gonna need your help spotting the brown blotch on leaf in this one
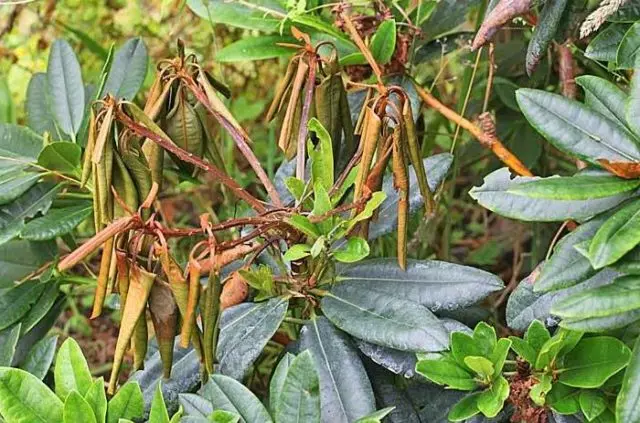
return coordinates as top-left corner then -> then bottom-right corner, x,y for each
598,159 -> 640,179
220,271 -> 249,309
473,0 -> 533,50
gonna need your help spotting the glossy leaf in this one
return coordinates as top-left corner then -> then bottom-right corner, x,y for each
19,335 -> 57,380
508,175 -> 640,200
0,367 -> 63,423
332,237 -> 369,263
559,336 -> 631,388
588,198 -> 640,269
0,324 -> 21,367
470,168 -> 632,222
547,383 -> 580,415
0,279 -> 47,331
64,391 -> 97,423
101,38 -> 148,100
299,316 -> 375,423
337,258 -> 503,312
217,297 -> 288,380
415,356 -> 477,391
617,336 -> 640,422
198,375 -> 272,423
216,36 -> 295,62
54,338 -> 93,399
106,382 -> 144,423
576,75 -> 629,128
19,280 -> 60,335
47,40 -> 84,139
275,350 -> 320,423
585,24 -> 630,61
370,20 -> 396,64
617,21 -> 640,68
516,89 -> 640,164
21,203 -> 92,241
322,282 -> 448,352
579,390 -> 607,421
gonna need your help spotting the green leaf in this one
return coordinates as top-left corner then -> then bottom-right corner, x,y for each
198,375 -> 272,423
19,280 -> 60,335
470,168 -> 632,222
370,19 -> 396,65
477,376 -> 509,418
491,338 -> 512,375
284,177 -> 305,201
337,258 -> 504,311
507,175 -> 640,200
525,0 -> 569,75
19,335 -> 58,380
509,337 -> 537,365
64,391 -> 97,423
217,297 -> 288,380
0,279 -> 46,331
187,0 -> 284,32
332,237 -> 369,263
579,390 -> 607,421
588,198 -> 640,269
451,332 -> 483,369
576,75 -> 629,128
106,382 -> 144,423
299,316 -> 375,422
286,215 -> 320,239
38,142 -> 81,176
308,118 -> 334,191
209,410 -> 241,423
54,338 -> 93,399
353,407 -> 395,423
275,350 -> 320,423
516,88 -> 640,164
525,320 -> 551,356
149,384 -> 170,423
552,275 -> 640,321
535,218 -> 604,292
617,336 -> 640,422
322,282 -> 448,352
0,324 -> 20,366
47,40 -> 84,140
269,353 -> 294,415
101,38 -> 148,100
547,383 -> 580,415
311,183 -> 331,218
617,21 -> 640,68
283,244 -> 311,261
21,203 -> 92,241
0,367 -> 63,422
339,52 -> 367,66
535,331 -> 570,370
346,192 -> 387,233
559,336 -> 631,388
0,124 -> 44,205
585,23 -> 630,62
415,356 -> 477,390
216,35 -> 295,62
0,77 -> 14,124
529,374 -> 552,407
25,74 -> 59,139
84,378 -> 107,423
447,393 -> 480,422
472,322 -> 497,356
463,356 -> 494,379
0,182 -> 60,246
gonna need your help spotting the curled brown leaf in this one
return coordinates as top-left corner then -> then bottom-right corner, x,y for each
472,0 -> 533,50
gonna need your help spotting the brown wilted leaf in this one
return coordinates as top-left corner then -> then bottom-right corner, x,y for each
220,271 -> 249,309
598,160 -> 640,179
472,0 -> 533,50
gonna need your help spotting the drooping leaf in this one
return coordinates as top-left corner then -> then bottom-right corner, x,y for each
198,375 -> 272,423
101,38 -> 148,101
322,282 -> 448,352
217,297 -> 288,380
54,338 -> 93,399
337,258 -> 504,312
21,203 -> 92,241
0,367 -> 63,423
0,124 -> 44,205
216,35 -> 295,62
516,89 -> 640,164
299,316 -> 376,423
469,168 -> 631,222
47,40 -> 85,140
559,336 -> 631,388
18,280 -> 60,336
275,350 -> 321,423
19,335 -> 58,380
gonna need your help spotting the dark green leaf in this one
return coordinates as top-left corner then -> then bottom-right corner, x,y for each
216,36 -> 295,62
47,40 -> 84,139
0,279 -> 46,331
516,89 -> 640,164
21,203 -> 92,241
507,175 -> 640,200
54,338 -> 93,399
217,297 -> 288,380
617,336 -> 640,422
617,21 -> 640,68
275,350 -> 320,423
198,375 -> 272,423
470,168 -> 632,222
447,393 -> 480,422
559,336 -> 631,388
588,198 -> 640,269
186,0 -> 284,32
576,76 -> 629,128
299,316 -> 375,423
101,38 -> 148,101
269,353 -> 294,415
19,335 -> 57,380
337,258 -> 503,312
106,382 -> 144,423
38,142 -> 81,176
25,73 -> 59,139
0,324 -> 21,366
370,20 -> 396,64
547,383 -> 580,415
579,390 -> 607,421
526,0 -> 569,75
64,391 -> 97,423
0,367 -> 63,422
585,24 -> 630,61
0,240 -> 56,289
19,280 -> 60,335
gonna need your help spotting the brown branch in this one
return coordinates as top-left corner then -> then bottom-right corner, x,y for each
115,107 -> 268,212
413,83 -> 533,177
